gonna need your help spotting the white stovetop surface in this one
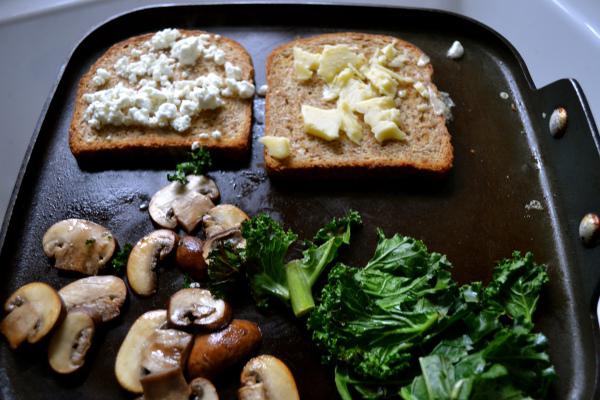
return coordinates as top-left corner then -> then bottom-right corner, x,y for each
0,0 -> 599,221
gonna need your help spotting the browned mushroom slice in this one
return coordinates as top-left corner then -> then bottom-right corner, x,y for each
58,275 -> 126,324
187,319 -> 262,379
201,229 -> 246,265
190,377 -> 219,400
48,311 -> 95,374
140,329 -> 193,374
172,192 -> 215,233
42,219 -> 116,275
140,367 -> 191,400
115,310 -> 167,393
149,176 -> 219,230
175,236 -> 207,280
127,230 -> 178,296
202,205 -> 249,238
168,289 -> 232,332
238,355 -> 300,400
0,282 -> 63,349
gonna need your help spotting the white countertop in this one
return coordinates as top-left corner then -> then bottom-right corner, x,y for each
0,0 -> 599,222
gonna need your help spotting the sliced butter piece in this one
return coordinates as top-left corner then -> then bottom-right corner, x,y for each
293,47 -> 320,81
373,121 -> 406,142
373,64 -> 414,85
301,105 -> 341,141
354,96 -> 395,114
317,45 -> 366,83
413,81 -> 429,98
338,101 -> 363,144
260,136 -> 291,160
364,108 -> 401,128
364,64 -> 398,96
322,67 -> 357,101
339,79 -> 376,110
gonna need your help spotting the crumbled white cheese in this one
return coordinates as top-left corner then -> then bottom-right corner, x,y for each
191,141 -> 200,150
91,68 -> 111,87
84,29 -> 254,132
225,62 -> 242,80
211,130 -> 222,139
198,133 -> 209,139
189,282 -> 201,288
446,41 -> 464,59
150,28 -> 181,50
171,36 -> 202,66
257,84 -> 268,97
417,54 -> 430,67
222,78 -> 255,98
115,53 -> 176,84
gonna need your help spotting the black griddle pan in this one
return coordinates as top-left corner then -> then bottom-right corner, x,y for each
1,3 -> 599,399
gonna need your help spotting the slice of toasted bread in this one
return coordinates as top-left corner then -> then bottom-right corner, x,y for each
70,30 -> 254,161
264,32 -> 453,177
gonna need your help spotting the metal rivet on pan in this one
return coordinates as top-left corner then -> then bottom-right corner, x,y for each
549,107 -> 567,137
579,213 -> 600,246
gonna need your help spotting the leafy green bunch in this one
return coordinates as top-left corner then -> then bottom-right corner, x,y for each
308,231 -> 554,400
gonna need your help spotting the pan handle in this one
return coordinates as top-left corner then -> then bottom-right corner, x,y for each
532,78 -> 600,310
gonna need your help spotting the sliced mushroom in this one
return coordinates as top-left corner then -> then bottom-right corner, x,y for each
0,282 -> 63,349
168,289 -> 232,332
140,367 -> 190,400
173,192 -> 215,233
43,219 -> 116,275
238,355 -> 299,400
149,175 -> 219,231
48,311 -> 95,374
115,310 -> 167,393
175,236 -> 207,280
202,205 -> 249,238
187,319 -> 262,379
190,377 -> 219,400
202,229 -> 246,265
140,329 -> 193,374
58,276 -> 126,324
127,230 -> 178,296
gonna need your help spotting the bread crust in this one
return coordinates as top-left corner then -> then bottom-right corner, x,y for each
264,32 -> 453,176
69,30 -> 254,161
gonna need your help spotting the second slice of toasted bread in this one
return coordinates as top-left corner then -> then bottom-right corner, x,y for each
264,32 -> 453,177
70,30 -> 254,161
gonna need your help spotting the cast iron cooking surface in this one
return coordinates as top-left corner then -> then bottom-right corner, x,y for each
1,4 -> 599,400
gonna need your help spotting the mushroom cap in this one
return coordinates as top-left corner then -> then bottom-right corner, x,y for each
190,377 -> 219,400
42,219 -> 116,275
202,205 -> 249,238
127,230 -> 178,296
0,282 -> 63,349
239,355 -> 299,400
48,310 -> 95,374
58,275 -> 126,324
172,192 -> 215,233
140,367 -> 190,400
167,288 -> 232,332
187,319 -> 262,379
175,236 -> 207,280
115,310 -> 167,393
149,176 -> 219,231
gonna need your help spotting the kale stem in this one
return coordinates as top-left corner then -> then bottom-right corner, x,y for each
286,260 -> 314,317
